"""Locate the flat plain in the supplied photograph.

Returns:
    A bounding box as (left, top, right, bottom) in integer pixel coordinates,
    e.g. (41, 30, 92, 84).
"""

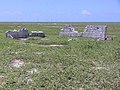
(0, 22, 120, 90)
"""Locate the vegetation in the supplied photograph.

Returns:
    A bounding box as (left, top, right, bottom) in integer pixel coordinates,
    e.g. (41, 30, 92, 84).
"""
(0, 22, 120, 90)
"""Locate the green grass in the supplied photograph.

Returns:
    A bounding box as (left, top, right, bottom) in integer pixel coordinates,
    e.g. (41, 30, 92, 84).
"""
(0, 22, 120, 90)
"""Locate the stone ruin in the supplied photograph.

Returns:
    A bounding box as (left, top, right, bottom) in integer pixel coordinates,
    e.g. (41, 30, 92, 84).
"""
(6, 28, 46, 39)
(59, 25, 80, 37)
(29, 31, 45, 38)
(59, 25, 112, 40)
(6, 28, 29, 39)
(82, 25, 107, 40)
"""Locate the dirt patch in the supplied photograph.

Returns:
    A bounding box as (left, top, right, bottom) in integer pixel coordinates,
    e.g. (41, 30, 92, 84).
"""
(20, 38, 28, 40)
(39, 43, 66, 47)
(48, 44, 64, 47)
(23, 42, 67, 47)
(27, 78, 34, 85)
(93, 66, 106, 70)
(91, 61, 106, 70)
(10, 51, 25, 55)
(27, 68, 39, 75)
(68, 38, 77, 41)
(10, 59, 25, 68)
(39, 44, 64, 47)
(0, 76, 4, 87)
(79, 88, 84, 90)
(32, 52, 45, 55)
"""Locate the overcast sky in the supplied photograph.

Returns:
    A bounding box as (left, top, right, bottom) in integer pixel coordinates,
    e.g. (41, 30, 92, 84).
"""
(0, 0, 120, 22)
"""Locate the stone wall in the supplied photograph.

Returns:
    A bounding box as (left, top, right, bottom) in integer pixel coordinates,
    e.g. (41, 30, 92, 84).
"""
(82, 25, 107, 40)
(6, 28, 29, 39)
(59, 25, 108, 40)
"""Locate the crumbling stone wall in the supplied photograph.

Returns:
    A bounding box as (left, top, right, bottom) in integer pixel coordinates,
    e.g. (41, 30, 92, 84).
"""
(59, 25, 108, 40)
(59, 25, 82, 37)
(82, 25, 107, 40)
(6, 28, 29, 39)
(6, 28, 46, 39)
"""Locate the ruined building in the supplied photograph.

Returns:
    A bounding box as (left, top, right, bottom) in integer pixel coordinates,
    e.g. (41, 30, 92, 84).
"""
(59, 25, 111, 40)
(6, 28, 46, 39)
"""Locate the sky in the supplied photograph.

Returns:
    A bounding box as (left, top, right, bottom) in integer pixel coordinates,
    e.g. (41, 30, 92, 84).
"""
(0, 0, 120, 22)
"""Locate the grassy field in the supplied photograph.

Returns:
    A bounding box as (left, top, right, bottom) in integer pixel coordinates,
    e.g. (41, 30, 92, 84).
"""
(0, 22, 120, 90)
